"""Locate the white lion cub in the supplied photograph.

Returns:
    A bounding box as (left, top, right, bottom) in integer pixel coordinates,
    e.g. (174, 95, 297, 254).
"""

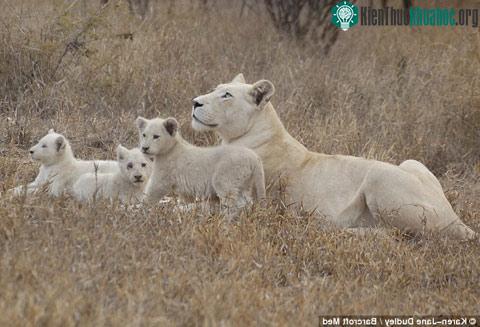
(9, 129, 118, 197)
(136, 116, 266, 211)
(73, 145, 152, 203)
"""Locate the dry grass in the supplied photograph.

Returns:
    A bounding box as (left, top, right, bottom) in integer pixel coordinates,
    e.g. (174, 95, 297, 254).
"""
(0, 0, 479, 325)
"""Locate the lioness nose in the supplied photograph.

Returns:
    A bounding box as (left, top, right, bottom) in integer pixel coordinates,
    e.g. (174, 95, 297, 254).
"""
(29, 150, 34, 154)
(142, 146, 149, 153)
(134, 175, 142, 180)
(193, 100, 203, 109)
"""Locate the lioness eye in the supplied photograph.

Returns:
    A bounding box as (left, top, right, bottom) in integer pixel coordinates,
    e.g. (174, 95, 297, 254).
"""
(221, 92, 233, 99)
(153, 135, 160, 139)
(42, 144, 47, 148)
(127, 163, 133, 169)
(141, 163, 146, 167)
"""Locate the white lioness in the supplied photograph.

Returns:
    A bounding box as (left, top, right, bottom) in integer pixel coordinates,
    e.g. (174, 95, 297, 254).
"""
(73, 145, 152, 203)
(190, 74, 477, 240)
(136, 116, 266, 210)
(9, 129, 118, 197)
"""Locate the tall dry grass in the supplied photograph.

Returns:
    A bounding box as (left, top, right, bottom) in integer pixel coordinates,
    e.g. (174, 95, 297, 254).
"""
(0, 0, 479, 325)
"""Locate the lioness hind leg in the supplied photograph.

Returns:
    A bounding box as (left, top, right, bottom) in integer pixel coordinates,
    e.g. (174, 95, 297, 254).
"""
(335, 188, 376, 228)
(399, 160, 443, 194)
(361, 164, 476, 239)
(440, 221, 478, 240)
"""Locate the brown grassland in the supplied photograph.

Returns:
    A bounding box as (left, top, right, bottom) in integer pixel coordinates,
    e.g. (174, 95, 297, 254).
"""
(0, 0, 479, 325)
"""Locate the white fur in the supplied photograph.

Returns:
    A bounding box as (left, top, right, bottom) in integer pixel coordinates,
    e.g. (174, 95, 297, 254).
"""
(73, 145, 152, 203)
(9, 129, 118, 197)
(190, 74, 477, 240)
(136, 116, 265, 211)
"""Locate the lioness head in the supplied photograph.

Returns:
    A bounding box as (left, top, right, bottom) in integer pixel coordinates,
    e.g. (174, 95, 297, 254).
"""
(191, 74, 275, 140)
(116, 145, 152, 185)
(135, 116, 179, 156)
(29, 129, 69, 165)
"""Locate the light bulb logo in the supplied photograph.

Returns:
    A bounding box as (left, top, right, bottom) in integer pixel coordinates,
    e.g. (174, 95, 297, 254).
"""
(331, 1, 358, 31)
(338, 6, 353, 30)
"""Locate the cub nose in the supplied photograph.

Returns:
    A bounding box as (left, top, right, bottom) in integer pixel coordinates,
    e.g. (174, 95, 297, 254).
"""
(29, 150, 34, 154)
(142, 146, 149, 153)
(193, 100, 203, 109)
(134, 175, 142, 181)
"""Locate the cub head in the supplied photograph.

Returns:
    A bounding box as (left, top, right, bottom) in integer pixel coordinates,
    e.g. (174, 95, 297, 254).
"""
(135, 116, 179, 156)
(29, 129, 71, 165)
(191, 73, 275, 141)
(116, 145, 153, 185)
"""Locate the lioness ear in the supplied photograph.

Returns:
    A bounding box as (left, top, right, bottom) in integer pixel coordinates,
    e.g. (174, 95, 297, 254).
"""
(249, 80, 275, 109)
(116, 145, 128, 161)
(231, 73, 246, 84)
(136, 117, 147, 131)
(48, 129, 55, 134)
(55, 136, 66, 152)
(164, 117, 178, 136)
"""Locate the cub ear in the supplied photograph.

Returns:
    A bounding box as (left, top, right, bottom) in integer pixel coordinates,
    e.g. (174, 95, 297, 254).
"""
(48, 129, 55, 134)
(231, 73, 246, 84)
(55, 136, 66, 152)
(249, 80, 275, 109)
(136, 117, 148, 131)
(116, 145, 128, 161)
(148, 157, 154, 162)
(164, 117, 178, 136)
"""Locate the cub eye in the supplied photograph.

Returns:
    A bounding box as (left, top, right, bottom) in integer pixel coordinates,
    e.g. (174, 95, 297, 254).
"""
(221, 92, 233, 99)
(142, 133, 146, 138)
(141, 163, 147, 167)
(41, 144, 47, 148)
(127, 163, 133, 169)
(153, 135, 160, 139)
